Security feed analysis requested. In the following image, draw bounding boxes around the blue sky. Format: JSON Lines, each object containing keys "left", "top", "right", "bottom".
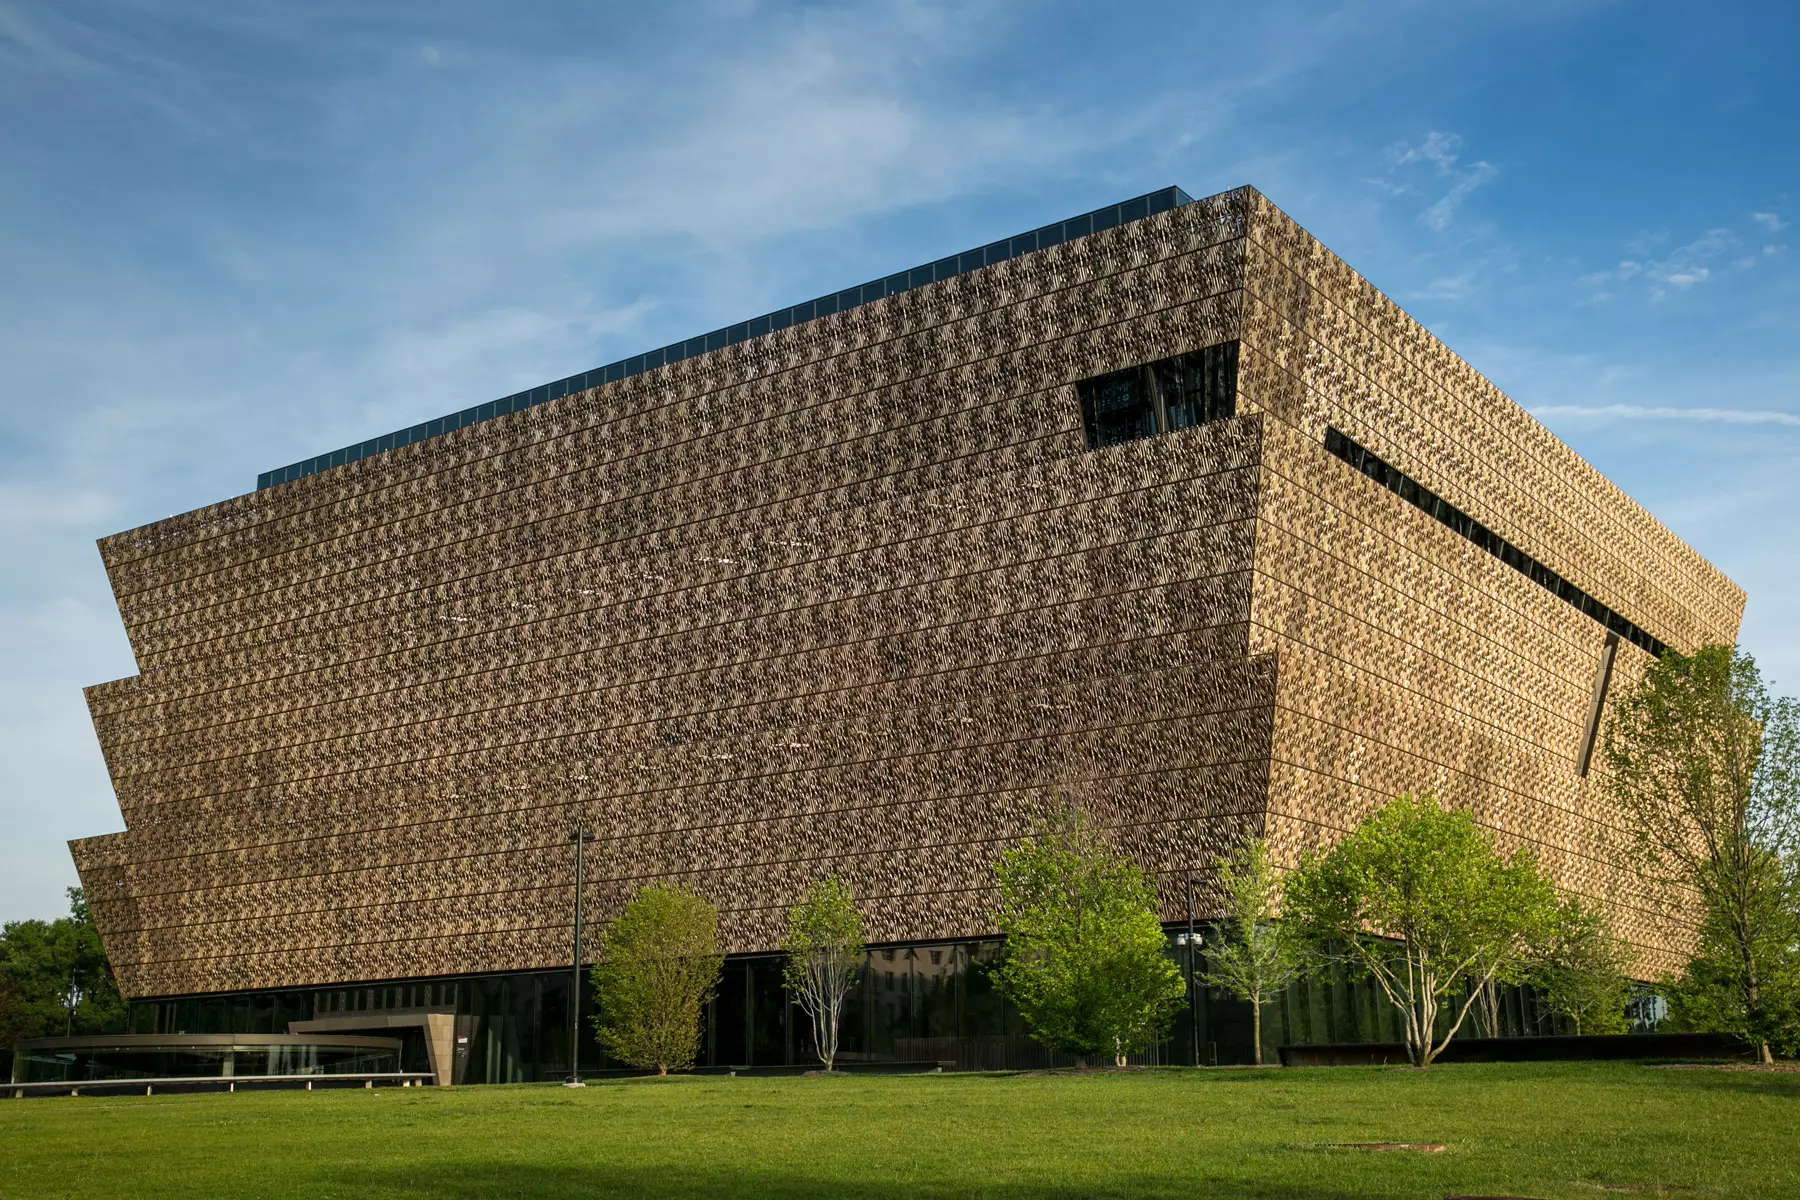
{"left": 2, "top": 0, "right": 1796, "bottom": 921}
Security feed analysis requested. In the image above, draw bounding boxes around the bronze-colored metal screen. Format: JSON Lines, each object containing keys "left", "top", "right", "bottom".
{"left": 73, "top": 187, "right": 1743, "bottom": 999}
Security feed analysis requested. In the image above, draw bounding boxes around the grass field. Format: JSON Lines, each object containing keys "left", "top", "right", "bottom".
{"left": 1, "top": 1062, "right": 1796, "bottom": 1199}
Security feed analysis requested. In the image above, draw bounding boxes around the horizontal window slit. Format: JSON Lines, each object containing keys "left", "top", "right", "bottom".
{"left": 1323, "top": 427, "right": 1668, "bottom": 657}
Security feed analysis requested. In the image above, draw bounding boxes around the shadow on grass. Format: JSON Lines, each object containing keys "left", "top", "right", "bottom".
{"left": 326, "top": 1162, "right": 1384, "bottom": 1200}
{"left": 1635, "top": 1066, "right": 1800, "bottom": 1100}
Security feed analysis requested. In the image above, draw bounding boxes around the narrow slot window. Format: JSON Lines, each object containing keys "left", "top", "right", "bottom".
{"left": 1324, "top": 426, "right": 1668, "bottom": 656}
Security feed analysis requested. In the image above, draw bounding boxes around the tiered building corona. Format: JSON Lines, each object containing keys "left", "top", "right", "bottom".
{"left": 71, "top": 186, "right": 1743, "bottom": 1080}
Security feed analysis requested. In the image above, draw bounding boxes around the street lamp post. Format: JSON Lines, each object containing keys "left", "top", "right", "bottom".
{"left": 1184, "top": 875, "right": 1201, "bottom": 1068}
{"left": 566, "top": 830, "right": 596, "bottom": 1088}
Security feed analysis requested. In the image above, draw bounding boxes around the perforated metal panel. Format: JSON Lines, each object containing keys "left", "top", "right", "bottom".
{"left": 71, "top": 187, "right": 1742, "bottom": 998}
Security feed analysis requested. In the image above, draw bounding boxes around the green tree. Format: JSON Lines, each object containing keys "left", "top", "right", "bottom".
{"left": 782, "top": 877, "right": 866, "bottom": 1071}
{"left": 992, "top": 804, "right": 1186, "bottom": 1067}
{"left": 590, "top": 883, "right": 723, "bottom": 1075}
{"left": 1660, "top": 853, "right": 1800, "bottom": 1056}
{"left": 0, "top": 888, "right": 126, "bottom": 1043}
{"left": 1285, "top": 794, "right": 1558, "bottom": 1068}
{"left": 1199, "top": 836, "right": 1303, "bottom": 1065}
{"left": 1532, "top": 896, "right": 1632, "bottom": 1035}
{"left": 0, "top": 975, "right": 31, "bottom": 1055}
{"left": 1602, "top": 644, "right": 1800, "bottom": 1062}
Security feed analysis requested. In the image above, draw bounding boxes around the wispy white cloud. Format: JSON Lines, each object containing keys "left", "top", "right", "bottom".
{"left": 1414, "top": 270, "right": 1478, "bottom": 301}
{"left": 1579, "top": 226, "right": 1744, "bottom": 299}
{"left": 1375, "top": 131, "right": 1498, "bottom": 230}
{"left": 1578, "top": 207, "right": 1797, "bottom": 301}
{"left": 1532, "top": 404, "right": 1800, "bottom": 428}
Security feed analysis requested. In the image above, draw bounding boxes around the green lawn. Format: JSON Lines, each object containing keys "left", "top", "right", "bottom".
{"left": 1, "top": 1063, "right": 1795, "bottom": 1199}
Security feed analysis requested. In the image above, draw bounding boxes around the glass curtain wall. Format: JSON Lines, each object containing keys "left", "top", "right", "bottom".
{"left": 126, "top": 929, "right": 1568, "bottom": 1079}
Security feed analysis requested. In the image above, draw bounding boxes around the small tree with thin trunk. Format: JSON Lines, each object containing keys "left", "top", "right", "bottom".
{"left": 1532, "top": 896, "right": 1632, "bottom": 1036}
{"left": 1200, "top": 836, "right": 1302, "bottom": 1065}
{"left": 1662, "top": 853, "right": 1800, "bottom": 1056}
{"left": 1285, "top": 793, "right": 1558, "bottom": 1068}
{"left": 782, "top": 877, "right": 866, "bottom": 1071}
{"left": 590, "top": 883, "right": 723, "bottom": 1076}
{"left": 1602, "top": 644, "right": 1800, "bottom": 1062}
{"left": 993, "top": 803, "right": 1186, "bottom": 1067}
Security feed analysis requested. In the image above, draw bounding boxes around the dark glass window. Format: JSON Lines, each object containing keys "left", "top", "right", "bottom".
{"left": 1078, "top": 366, "right": 1157, "bottom": 448}
{"left": 1155, "top": 341, "right": 1239, "bottom": 432}
{"left": 1077, "top": 341, "right": 1240, "bottom": 451}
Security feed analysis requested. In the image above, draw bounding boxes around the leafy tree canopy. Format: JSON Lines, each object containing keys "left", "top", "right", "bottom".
{"left": 0, "top": 888, "right": 126, "bottom": 1046}
{"left": 590, "top": 883, "right": 723, "bottom": 1075}
{"left": 1604, "top": 644, "right": 1800, "bottom": 889}
{"left": 1532, "top": 896, "right": 1632, "bottom": 1036}
{"left": 1602, "top": 644, "right": 1800, "bottom": 1061}
{"left": 782, "top": 877, "right": 866, "bottom": 1071}
{"left": 1660, "top": 852, "right": 1800, "bottom": 1056}
{"left": 1285, "top": 794, "right": 1557, "bottom": 1067}
{"left": 1200, "top": 835, "right": 1303, "bottom": 1065}
{"left": 992, "top": 804, "right": 1186, "bottom": 1067}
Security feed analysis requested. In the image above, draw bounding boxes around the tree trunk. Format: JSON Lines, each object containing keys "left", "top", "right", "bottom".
{"left": 1476, "top": 980, "right": 1500, "bottom": 1039}
{"left": 1251, "top": 1000, "right": 1263, "bottom": 1066}
{"left": 1413, "top": 990, "right": 1433, "bottom": 1069}
{"left": 657, "top": 1062, "right": 668, "bottom": 1077}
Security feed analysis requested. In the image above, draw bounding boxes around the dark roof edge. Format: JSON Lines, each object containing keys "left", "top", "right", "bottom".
{"left": 257, "top": 185, "right": 1196, "bottom": 490}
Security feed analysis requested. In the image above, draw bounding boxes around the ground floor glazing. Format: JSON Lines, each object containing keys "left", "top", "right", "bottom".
{"left": 127, "top": 931, "right": 1581, "bottom": 1083}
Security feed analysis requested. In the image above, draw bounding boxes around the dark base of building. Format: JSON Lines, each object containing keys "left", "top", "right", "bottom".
{"left": 126, "top": 932, "right": 1588, "bottom": 1084}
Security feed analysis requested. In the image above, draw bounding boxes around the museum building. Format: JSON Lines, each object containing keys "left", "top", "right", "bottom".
{"left": 69, "top": 185, "right": 1744, "bottom": 1081}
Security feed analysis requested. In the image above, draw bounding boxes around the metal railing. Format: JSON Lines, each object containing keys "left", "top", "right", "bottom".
{"left": 9, "top": 1072, "right": 436, "bottom": 1098}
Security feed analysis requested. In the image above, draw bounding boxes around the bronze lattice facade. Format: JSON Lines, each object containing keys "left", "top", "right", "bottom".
{"left": 74, "top": 185, "right": 1743, "bottom": 1013}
